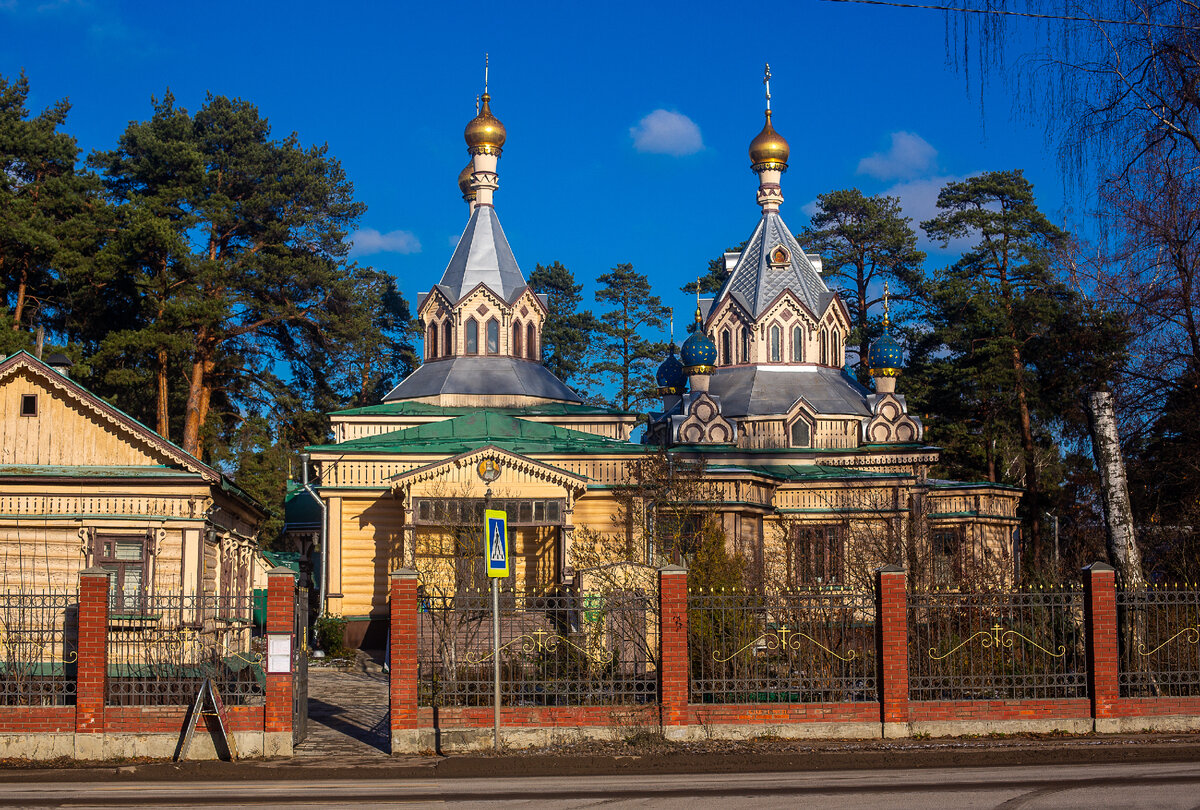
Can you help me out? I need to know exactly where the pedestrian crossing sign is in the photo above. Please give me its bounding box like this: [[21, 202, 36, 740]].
[[485, 509, 508, 578]]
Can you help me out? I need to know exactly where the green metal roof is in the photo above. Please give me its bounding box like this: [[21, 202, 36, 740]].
[[330, 401, 636, 418], [0, 465, 200, 479], [284, 481, 324, 525], [307, 411, 647, 456]]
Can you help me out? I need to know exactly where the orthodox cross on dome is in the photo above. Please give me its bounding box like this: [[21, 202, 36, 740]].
[[670, 308, 675, 343], [484, 52, 489, 94], [883, 281, 891, 329], [763, 63, 772, 111]]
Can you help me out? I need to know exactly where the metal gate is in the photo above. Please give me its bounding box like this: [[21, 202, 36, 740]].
[[293, 586, 309, 744]]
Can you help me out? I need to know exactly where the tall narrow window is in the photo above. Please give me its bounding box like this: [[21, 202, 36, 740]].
[[721, 330, 731, 365], [443, 320, 454, 356], [427, 323, 439, 360], [486, 318, 499, 354], [792, 326, 803, 362], [512, 321, 523, 358], [831, 330, 840, 366], [791, 525, 843, 586], [527, 323, 537, 360], [931, 528, 963, 587], [819, 329, 828, 365], [465, 318, 479, 354], [790, 419, 810, 447], [95, 533, 148, 612], [769, 325, 781, 362], [741, 328, 750, 363]]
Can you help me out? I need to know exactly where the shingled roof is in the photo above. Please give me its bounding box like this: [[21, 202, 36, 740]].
[[717, 211, 831, 318], [436, 205, 528, 304]]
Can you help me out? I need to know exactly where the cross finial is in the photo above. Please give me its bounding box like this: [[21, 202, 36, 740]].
[[670, 308, 675, 343], [763, 63, 772, 112], [883, 281, 891, 328], [484, 53, 489, 94], [476, 94, 480, 115]]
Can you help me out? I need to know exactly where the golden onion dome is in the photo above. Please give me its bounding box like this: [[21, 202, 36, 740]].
[[458, 162, 475, 198], [749, 110, 789, 170], [464, 93, 506, 153]]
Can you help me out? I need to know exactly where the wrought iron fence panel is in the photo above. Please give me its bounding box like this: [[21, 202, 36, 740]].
[[106, 593, 264, 706], [688, 589, 877, 704], [0, 591, 78, 705], [418, 588, 659, 707], [1118, 587, 1200, 697], [907, 588, 1086, 701]]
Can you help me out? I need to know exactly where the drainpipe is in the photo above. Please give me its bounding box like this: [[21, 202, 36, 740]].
[[300, 453, 328, 618]]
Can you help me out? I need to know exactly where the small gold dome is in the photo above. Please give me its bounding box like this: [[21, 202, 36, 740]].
[[749, 110, 789, 170], [464, 93, 506, 154], [458, 162, 475, 198]]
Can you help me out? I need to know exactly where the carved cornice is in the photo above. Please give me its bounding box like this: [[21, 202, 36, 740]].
[[388, 444, 588, 493]]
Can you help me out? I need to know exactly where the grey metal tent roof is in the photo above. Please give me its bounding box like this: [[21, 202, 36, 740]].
[[437, 205, 528, 303], [382, 357, 583, 403], [717, 211, 829, 318], [706, 365, 870, 417]]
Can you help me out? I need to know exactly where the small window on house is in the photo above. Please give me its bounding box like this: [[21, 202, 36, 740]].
[[770, 325, 781, 362], [831, 330, 841, 366], [427, 323, 439, 360], [932, 528, 963, 587], [792, 326, 804, 362], [741, 328, 750, 363], [486, 318, 499, 354], [721, 330, 731, 365], [95, 533, 148, 612], [20, 395, 37, 417], [819, 329, 828, 365], [791, 525, 843, 586], [527, 323, 537, 360], [512, 321, 523, 358], [547, 501, 561, 523], [466, 318, 479, 354], [443, 320, 454, 356], [790, 419, 810, 447]]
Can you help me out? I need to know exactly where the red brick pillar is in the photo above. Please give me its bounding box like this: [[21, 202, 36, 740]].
[[658, 565, 688, 734], [1084, 561, 1118, 729], [76, 567, 109, 741], [875, 563, 909, 738], [389, 568, 419, 753], [264, 567, 296, 754]]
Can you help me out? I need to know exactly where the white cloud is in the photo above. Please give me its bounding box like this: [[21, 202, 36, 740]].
[[630, 109, 703, 156], [857, 131, 938, 181], [350, 228, 421, 257], [881, 174, 974, 254]]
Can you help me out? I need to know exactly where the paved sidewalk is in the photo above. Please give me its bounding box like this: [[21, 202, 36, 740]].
[[293, 654, 390, 762]]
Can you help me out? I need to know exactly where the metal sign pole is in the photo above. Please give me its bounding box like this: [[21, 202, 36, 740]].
[[491, 576, 500, 750]]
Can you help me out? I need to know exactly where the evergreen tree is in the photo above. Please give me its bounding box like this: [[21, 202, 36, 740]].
[[800, 189, 925, 383], [0, 72, 106, 355], [594, 263, 669, 411], [528, 261, 597, 393]]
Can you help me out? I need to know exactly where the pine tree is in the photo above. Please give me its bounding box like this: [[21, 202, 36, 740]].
[[800, 189, 925, 383], [594, 263, 669, 411], [528, 261, 597, 393]]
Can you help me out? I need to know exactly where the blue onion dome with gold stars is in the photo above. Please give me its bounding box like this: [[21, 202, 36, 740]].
[[868, 317, 904, 377], [681, 307, 717, 374], [656, 342, 686, 394]]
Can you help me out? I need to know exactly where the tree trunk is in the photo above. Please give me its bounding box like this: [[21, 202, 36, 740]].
[[11, 266, 27, 331], [181, 334, 214, 458], [155, 347, 170, 440], [1010, 341, 1042, 565], [1086, 390, 1145, 586]]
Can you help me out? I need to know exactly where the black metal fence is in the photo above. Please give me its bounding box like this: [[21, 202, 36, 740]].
[[688, 589, 877, 704], [0, 591, 77, 706], [1118, 586, 1200, 697], [418, 588, 659, 707], [106, 594, 264, 706], [907, 588, 1087, 701]]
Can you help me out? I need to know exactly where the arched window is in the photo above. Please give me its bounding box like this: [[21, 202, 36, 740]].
[[790, 419, 811, 447], [819, 329, 828, 365], [427, 322, 439, 360], [741, 327, 751, 363], [527, 323, 537, 360], [792, 325, 804, 362], [443, 320, 453, 356], [831, 330, 840, 366], [721, 330, 731, 365], [486, 318, 499, 354], [512, 321, 523, 358], [769, 325, 781, 362], [465, 318, 479, 354]]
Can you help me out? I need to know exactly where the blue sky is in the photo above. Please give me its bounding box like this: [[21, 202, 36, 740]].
[[1, 0, 1066, 340]]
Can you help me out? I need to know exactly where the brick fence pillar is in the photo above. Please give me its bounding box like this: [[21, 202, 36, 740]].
[[1084, 561, 1119, 730], [389, 568, 419, 754], [875, 563, 909, 738], [658, 565, 688, 735], [75, 567, 109, 749], [264, 566, 296, 755]]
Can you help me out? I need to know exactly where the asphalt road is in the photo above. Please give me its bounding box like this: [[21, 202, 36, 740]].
[[3, 760, 1200, 808]]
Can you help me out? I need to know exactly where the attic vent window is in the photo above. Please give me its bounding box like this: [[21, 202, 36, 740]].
[[20, 395, 37, 417], [771, 246, 790, 265]]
